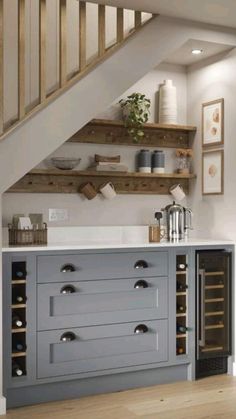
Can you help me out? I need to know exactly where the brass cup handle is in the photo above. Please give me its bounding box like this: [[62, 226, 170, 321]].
[[60, 332, 76, 342], [134, 324, 148, 334], [60, 285, 76, 294], [60, 264, 76, 273], [134, 260, 149, 269], [134, 280, 148, 289]]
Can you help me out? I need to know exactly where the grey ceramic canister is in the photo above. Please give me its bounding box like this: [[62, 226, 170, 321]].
[[137, 149, 151, 173], [152, 150, 165, 173]]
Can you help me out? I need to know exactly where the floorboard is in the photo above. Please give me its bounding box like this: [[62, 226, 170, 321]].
[[4, 375, 236, 419]]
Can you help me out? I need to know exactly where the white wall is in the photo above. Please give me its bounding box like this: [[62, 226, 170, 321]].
[[2, 62, 187, 227], [187, 48, 236, 240]]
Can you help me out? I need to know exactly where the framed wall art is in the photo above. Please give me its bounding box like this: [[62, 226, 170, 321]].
[[202, 98, 224, 148], [202, 149, 224, 195]]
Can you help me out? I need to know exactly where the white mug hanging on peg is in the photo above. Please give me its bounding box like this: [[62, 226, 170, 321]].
[[100, 182, 116, 199], [169, 184, 186, 201]]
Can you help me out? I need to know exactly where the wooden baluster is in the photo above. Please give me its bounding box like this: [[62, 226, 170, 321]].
[[39, 0, 46, 103], [79, 1, 86, 71], [59, 0, 67, 87], [18, 0, 25, 120], [135, 11, 142, 28], [116, 8, 124, 43], [98, 5, 105, 57], [0, 0, 3, 134]]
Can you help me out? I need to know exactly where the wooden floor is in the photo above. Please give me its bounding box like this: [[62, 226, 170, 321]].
[[4, 375, 236, 419]]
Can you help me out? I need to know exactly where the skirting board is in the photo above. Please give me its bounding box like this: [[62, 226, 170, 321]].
[[0, 396, 6, 415], [6, 364, 188, 409]]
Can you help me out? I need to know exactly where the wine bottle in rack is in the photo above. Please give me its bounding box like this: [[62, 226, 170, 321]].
[[12, 342, 26, 353], [176, 324, 188, 334], [12, 315, 24, 329], [176, 346, 185, 355], [12, 262, 27, 280], [177, 304, 186, 313], [176, 282, 188, 292], [12, 290, 26, 305], [176, 262, 187, 271], [12, 362, 23, 377]]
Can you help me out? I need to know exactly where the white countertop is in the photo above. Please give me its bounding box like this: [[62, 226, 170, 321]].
[[2, 226, 234, 252]]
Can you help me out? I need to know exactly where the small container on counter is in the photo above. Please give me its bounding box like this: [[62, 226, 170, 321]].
[[152, 150, 165, 173], [137, 150, 151, 173], [149, 211, 164, 243]]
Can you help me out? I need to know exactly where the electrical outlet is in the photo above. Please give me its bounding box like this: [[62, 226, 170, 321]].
[[49, 209, 69, 222]]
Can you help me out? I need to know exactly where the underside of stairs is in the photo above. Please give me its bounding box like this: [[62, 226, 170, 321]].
[[0, 1, 236, 194]]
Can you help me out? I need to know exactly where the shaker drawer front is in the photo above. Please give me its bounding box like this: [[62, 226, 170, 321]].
[[37, 320, 168, 378], [37, 277, 168, 330], [37, 251, 168, 283]]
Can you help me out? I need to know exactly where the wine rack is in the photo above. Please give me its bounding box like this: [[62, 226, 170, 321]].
[[11, 262, 27, 377], [176, 255, 188, 356]]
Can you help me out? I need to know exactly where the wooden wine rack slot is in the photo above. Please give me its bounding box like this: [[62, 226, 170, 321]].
[[201, 345, 224, 353], [12, 280, 26, 284], [205, 271, 224, 276], [205, 298, 224, 303], [205, 324, 224, 330], [12, 328, 26, 333], [205, 311, 224, 316], [176, 254, 188, 356], [11, 352, 26, 358], [205, 285, 224, 290], [11, 261, 27, 378]]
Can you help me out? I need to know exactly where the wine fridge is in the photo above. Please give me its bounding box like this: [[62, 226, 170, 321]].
[[196, 250, 232, 379]]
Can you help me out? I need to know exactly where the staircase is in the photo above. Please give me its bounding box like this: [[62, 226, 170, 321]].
[[0, 1, 235, 194]]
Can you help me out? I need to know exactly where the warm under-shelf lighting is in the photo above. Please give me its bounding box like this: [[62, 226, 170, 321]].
[[191, 48, 203, 55]]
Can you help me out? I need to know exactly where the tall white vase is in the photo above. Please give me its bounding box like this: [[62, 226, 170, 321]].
[[159, 79, 177, 124]]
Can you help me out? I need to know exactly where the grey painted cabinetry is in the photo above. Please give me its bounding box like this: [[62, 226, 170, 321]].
[[3, 244, 233, 408]]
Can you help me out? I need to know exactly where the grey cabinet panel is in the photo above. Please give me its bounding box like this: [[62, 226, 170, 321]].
[[37, 319, 168, 378], [37, 277, 168, 330], [37, 251, 168, 283]]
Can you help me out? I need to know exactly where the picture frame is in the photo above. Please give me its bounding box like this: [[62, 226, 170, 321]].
[[202, 98, 224, 148], [202, 149, 224, 195]]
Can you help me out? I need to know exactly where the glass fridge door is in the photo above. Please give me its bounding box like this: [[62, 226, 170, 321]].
[[197, 251, 231, 359]]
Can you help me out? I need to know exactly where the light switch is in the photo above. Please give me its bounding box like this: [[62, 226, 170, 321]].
[[49, 208, 69, 222]]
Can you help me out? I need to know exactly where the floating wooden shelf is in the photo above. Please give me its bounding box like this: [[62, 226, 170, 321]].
[[12, 352, 26, 358], [176, 334, 186, 339], [205, 298, 224, 303], [12, 328, 26, 333], [12, 280, 26, 285], [205, 324, 224, 330], [201, 345, 223, 353], [8, 169, 196, 195], [176, 271, 187, 275], [205, 311, 224, 316], [176, 292, 187, 297], [205, 271, 224, 276], [176, 313, 186, 318], [205, 285, 224, 290], [68, 119, 196, 149], [11, 304, 26, 309]]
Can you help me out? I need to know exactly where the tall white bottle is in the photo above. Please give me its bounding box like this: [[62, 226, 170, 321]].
[[159, 80, 177, 124]]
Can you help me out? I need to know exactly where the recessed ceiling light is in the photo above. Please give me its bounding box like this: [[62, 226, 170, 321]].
[[191, 48, 203, 55]]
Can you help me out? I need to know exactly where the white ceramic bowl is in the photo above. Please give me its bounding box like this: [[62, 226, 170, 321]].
[[51, 157, 81, 170]]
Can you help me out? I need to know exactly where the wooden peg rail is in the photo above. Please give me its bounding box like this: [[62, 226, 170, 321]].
[[8, 169, 196, 195], [68, 119, 196, 149]]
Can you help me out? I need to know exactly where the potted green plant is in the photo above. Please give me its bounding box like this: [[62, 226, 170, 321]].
[[119, 93, 151, 142]]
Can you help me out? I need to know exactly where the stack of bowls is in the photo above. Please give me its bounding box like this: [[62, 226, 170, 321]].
[[159, 80, 177, 124]]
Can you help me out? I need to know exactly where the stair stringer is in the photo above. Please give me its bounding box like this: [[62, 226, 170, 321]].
[[1, 16, 236, 193]]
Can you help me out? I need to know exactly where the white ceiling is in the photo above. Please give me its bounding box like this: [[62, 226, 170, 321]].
[[89, 0, 236, 29], [165, 39, 234, 66]]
